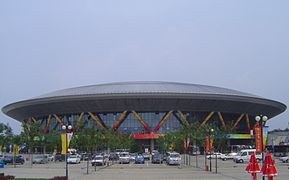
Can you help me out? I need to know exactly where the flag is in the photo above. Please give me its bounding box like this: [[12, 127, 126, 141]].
[[61, 133, 67, 155], [13, 144, 19, 155], [67, 132, 74, 147], [262, 126, 269, 150], [255, 125, 262, 153]]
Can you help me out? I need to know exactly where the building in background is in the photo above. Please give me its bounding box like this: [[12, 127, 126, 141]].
[[2, 81, 287, 151]]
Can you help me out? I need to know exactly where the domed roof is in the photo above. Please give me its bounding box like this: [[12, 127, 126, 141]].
[[2, 81, 286, 120], [35, 81, 260, 99]]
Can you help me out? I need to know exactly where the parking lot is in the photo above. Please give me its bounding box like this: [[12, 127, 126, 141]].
[[1, 155, 289, 180]]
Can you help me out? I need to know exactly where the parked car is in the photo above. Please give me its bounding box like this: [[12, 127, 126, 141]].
[[279, 156, 289, 163], [206, 152, 224, 159], [151, 150, 159, 156], [233, 149, 262, 163], [32, 155, 49, 164], [130, 153, 137, 161], [47, 154, 54, 161], [54, 153, 65, 162], [220, 152, 238, 161], [135, 154, 145, 164], [91, 155, 107, 166], [109, 153, 119, 161], [119, 152, 130, 164], [166, 152, 181, 165], [81, 153, 91, 161], [3, 155, 25, 165], [152, 153, 163, 164], [142, 152, 150, 160], [67, 154, 81, 164]]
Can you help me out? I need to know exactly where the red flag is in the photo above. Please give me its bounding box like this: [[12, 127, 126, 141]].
[[255, 125, 262, 153], [205, 135, 211, 153]]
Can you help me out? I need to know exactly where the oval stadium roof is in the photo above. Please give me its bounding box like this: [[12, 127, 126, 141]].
[[2, 81, 286, 120]]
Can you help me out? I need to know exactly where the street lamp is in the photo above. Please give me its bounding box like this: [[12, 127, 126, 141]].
[[255, 115, 268, 180], [209, 128, 214, 172], [62, 124, 73, 180]]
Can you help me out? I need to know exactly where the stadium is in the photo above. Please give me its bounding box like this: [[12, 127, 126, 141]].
[[2, 81, 287, 150]]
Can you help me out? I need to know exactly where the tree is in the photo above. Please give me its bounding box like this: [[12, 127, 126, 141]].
[[20, 120, 41, 156], [0, 123, 13, 153]]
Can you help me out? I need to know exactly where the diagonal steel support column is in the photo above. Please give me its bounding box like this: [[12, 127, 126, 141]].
[[245, 114, 251, 132], [217, 112, 226, 129], [231, 114, 245, 131], [153, 111, 173, 133], [53, 114, 64, 126], [177, 111, 190, 129], [88, 112, 105, 128], [112, 111, 128, 130], [132, 111, 151, 133], [75, 112, 84, 130], [199, 112, 214, 128]]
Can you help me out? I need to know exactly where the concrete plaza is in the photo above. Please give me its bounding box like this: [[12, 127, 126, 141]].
[[1, 155, 289, 180]]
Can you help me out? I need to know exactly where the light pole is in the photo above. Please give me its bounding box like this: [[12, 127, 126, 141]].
[[209, 128, 214, 172], [255, 115, 268, 180], [62, 124, 73, 180]]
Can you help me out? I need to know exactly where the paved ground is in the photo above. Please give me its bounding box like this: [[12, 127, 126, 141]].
[[1, 155, 289, 180]]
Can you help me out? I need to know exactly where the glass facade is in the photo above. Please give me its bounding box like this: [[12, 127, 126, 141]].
[[38, 111, 254, 135]]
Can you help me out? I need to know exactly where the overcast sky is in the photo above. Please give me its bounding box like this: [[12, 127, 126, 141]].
[[1, 0, 288, 134]]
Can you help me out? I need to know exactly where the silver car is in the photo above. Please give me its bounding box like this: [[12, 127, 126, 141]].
[[32, 155, 48, 164], [166, 152, 181, 165]]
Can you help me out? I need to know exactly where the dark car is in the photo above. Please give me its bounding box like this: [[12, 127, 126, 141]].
[[152, 153, 163, 164], [54, 153, 65, 162], [3, 155, 25, 165], [81, 153, 91, 161], [142, 152, 150, 160], [109, 153, 119, 161], [135, 154, 145, 164]]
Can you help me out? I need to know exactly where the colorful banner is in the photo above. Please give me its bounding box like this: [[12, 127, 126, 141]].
[[61, 133, 67, 155], [262, 126, 269, 150], [255, 125, 262, 153], [67, 132, 74, 147]]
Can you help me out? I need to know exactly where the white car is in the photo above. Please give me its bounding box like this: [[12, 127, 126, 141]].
[[47, 154, 54, 161], [279, 156, 289, 163], [91, 155, 107, 166], [220, 152, 238, 161], [206, 152, 224, 159], [119, 152, 130, 164], [166, 152, 181, 165], [67, 154, 81, 164]]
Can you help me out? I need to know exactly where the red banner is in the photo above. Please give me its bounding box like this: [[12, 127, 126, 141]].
[[255, 125, 262, 153], [183, 138, 190, 151], [205, 135, 211, 153], [132, 134, 162, 139]]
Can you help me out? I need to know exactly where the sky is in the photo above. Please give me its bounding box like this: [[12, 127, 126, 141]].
[[0, 0, 288, 134]]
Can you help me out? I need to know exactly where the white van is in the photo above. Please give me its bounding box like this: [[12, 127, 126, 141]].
[[233, 149, 262, 163]]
